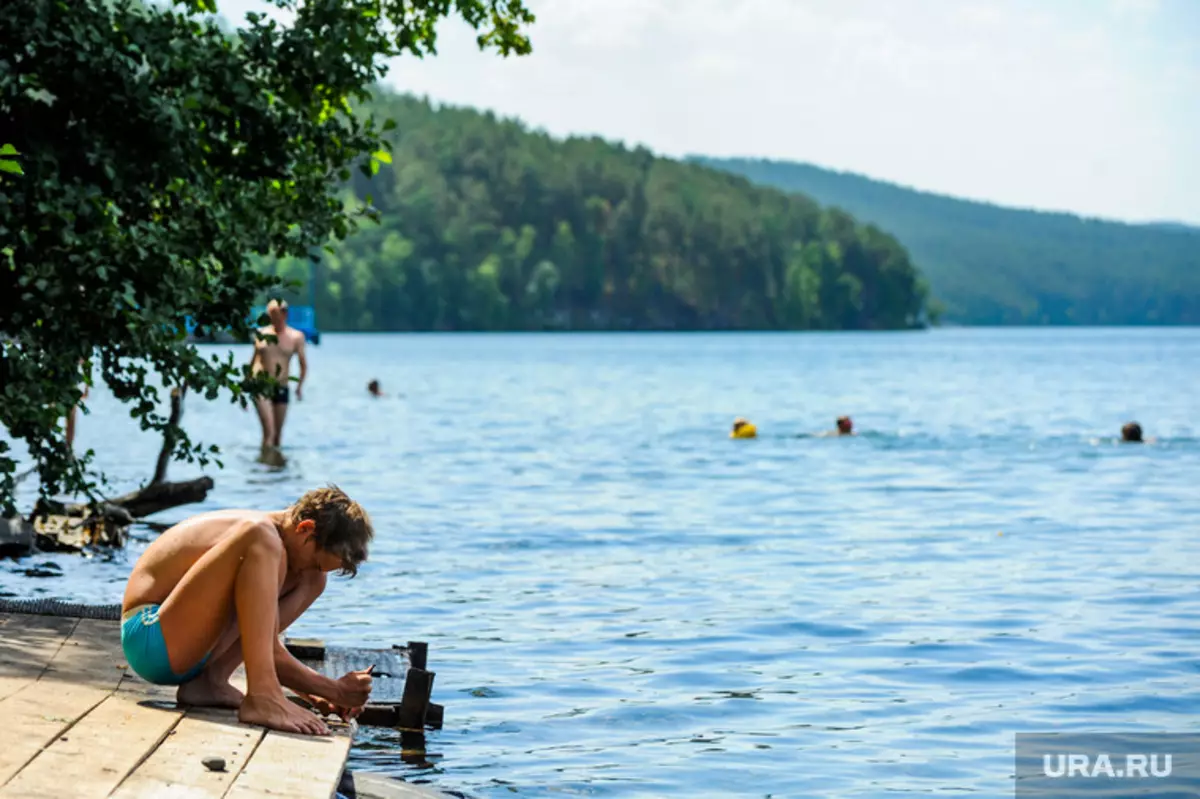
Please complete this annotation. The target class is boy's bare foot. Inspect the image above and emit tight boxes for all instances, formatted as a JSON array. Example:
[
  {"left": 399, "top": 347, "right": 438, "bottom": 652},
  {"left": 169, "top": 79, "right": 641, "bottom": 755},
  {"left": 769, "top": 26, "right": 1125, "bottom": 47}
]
[
  {"left": 239, "top": 692, "right": 329, "bottom": 736},
  {"left": 177, "top": 674, "right": 245, "bottom": 709}
]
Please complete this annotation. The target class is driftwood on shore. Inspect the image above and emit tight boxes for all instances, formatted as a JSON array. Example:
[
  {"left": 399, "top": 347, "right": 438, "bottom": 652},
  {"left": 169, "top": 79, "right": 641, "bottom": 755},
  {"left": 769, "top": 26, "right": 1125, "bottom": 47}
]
[
  {"left": 56, "top": 475, "right": 215, "bottom": 522},
  {"left": 1, "top": 387, "right": 213, "bottom": 556}
]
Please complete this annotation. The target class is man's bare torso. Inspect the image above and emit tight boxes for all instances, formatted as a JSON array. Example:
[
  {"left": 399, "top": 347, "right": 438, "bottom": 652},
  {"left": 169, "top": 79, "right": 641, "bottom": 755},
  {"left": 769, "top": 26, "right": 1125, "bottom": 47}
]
[
  {"left": 122, "top": 510, "right": 285, "bottom": 612},
  {"left": 253, "top": 325, "right": 305, "bottom": 382}
]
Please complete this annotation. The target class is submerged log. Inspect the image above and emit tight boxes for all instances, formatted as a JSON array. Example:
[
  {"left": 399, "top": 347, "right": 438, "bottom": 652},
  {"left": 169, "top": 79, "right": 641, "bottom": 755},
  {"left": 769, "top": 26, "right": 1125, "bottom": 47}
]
[
  {"left": 49, "top": 475, "right": 213, "bottom": 523},
  {"left": 99, "top": 476, "right": 214, "bottom": 519}
]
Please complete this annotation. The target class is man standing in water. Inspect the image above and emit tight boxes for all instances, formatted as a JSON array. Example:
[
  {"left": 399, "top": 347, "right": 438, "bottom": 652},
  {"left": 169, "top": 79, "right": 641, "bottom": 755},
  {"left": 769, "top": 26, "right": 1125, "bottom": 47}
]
[{"left": 249, "top": 299, "right": 308, "bottom": 453}]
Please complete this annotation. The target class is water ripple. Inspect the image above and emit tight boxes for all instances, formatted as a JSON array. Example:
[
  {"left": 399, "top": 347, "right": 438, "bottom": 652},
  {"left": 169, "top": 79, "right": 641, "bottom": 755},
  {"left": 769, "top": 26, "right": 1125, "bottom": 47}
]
[{"left": 3, "top": 329, "right": 1199, "bottom": 797}]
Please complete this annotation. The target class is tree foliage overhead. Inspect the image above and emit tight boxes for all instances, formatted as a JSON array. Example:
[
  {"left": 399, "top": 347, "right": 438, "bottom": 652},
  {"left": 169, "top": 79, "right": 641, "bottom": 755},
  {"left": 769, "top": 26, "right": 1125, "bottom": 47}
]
[
  {"left": 0, "top": 0, "right": 533, "bottom": 514},
  {"left": 260, "top": 93, "right": 933, "bottom": 333},
  {"left": 699, "top": 158, "right": 1200, "bottom": 326}
]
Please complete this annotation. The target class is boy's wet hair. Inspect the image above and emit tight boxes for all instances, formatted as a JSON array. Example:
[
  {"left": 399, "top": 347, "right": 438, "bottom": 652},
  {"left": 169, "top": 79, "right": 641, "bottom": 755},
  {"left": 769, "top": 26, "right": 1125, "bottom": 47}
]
[{"left": 291, "top": 484, "right": 373, "bottom": 576}]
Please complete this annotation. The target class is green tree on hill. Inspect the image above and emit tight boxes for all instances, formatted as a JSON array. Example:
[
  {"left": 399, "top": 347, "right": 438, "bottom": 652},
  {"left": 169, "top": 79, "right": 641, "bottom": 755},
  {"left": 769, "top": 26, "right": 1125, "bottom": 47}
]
[
  {"left": 700, "top": 157, "right": 1200, "bottom": 325},
  {"left": 259, "top": 93, "right": 932, "bottom": 333}
]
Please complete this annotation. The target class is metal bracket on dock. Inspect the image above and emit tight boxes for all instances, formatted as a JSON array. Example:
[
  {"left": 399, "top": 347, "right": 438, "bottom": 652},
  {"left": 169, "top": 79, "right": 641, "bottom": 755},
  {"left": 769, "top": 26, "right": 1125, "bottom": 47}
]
[{"left": 284, "top": 637, "right": 443, "bottom": 731}]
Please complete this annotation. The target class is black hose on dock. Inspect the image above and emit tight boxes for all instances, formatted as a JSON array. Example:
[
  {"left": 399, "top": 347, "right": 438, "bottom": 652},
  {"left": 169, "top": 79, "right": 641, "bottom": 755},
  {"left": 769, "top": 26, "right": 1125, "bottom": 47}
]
[{"left": 0, "top": 597, "right": 121, "bottom": 620}]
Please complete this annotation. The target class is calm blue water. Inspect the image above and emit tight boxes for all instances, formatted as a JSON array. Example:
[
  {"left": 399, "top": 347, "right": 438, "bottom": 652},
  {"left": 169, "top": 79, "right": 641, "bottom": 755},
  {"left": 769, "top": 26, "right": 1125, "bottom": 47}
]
[{"left": 3, "top": 329, "right": 1200, "bottom": 798}]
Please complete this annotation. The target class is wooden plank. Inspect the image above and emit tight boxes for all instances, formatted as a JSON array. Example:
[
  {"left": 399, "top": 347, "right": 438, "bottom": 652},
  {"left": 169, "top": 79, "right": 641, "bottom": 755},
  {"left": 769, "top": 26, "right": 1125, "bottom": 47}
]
[
  {"left": 0, "top": 619, "right": 128, "bottom": 786},
  {"left": 109, "top": 708, "right": 264, "bottom": 799},
  {"left": 0, "top": 682, "right": 112, "bottom": 785},
  {"left": 116, "top": 663, "right": 180, "bottom": 704},
  {"left": 37, "top": 618, "right": 129, "bottom": 687},
  {"left": 0, "top": 694, "right": 182, "bottom": 799},
  {"left": 283, "top": 637, "right": 326, "bottom": 660},
  {"left": 0, "top": 614, "right": 80, "bottom": 701},
  {"left": 397, "top": 669, "right": 434, "bottom": 731},
  {"left": 0, "top": 614, "right": 357, "bottom": 798},
  {"left": 226, "top": 729, "right": 352, "bottom": 799},
  {"left": 345, "top": 773, "right": 449, "bottom": 799}
]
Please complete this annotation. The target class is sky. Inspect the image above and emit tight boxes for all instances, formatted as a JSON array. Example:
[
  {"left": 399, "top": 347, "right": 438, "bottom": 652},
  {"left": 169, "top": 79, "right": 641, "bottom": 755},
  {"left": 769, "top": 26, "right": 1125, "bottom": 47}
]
[{"left": 217, "top": 0, "right": 1200, "bottom": 225}]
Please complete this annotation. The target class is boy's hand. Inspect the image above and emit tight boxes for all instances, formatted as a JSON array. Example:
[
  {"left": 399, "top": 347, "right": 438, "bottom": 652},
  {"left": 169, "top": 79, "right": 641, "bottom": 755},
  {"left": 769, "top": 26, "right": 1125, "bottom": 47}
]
[
  {"left": 304, "top": 694, "right": 363, "bottom": 723},
  {"left": 334, "top": 667, "right": 374, "bottom": 708}
]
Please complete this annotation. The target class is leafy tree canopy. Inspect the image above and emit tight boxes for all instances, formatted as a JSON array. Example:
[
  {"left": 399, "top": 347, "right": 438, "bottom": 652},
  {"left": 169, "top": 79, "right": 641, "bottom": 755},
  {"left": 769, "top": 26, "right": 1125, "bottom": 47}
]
[{"left": 0, "top": 0, "right": 533, "bottom": 514}]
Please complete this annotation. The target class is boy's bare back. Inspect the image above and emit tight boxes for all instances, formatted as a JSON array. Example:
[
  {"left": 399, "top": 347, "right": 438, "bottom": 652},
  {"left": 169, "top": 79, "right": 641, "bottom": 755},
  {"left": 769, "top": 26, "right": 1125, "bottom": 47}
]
[{"left": 123, "top": 510, "right": 279, "bottom": 613}]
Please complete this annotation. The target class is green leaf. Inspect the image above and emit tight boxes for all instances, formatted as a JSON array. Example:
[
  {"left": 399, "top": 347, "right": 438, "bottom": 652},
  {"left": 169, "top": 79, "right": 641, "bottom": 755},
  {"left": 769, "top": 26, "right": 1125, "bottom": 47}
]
[
  {"left": 372, "top": 149, "right": 392, "bottom": 164},
  {"left": 0, "top": 144, "right": 17, "bottom": 156},
  {"left": 0, "top": 161, "right": 23, "bottom": 176}
]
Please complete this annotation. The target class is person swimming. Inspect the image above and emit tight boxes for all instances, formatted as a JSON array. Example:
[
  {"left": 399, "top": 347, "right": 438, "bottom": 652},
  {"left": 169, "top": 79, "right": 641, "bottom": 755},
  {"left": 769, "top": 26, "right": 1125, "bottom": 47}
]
[
  {"left": 367, "top": 379, "right": 384, "bottom": 397},
  {"left": 730, "top": 418, "right": 757, "bottom": 439},
  {"left": 836, "top": 416, "right": 854, "bottom": 436},
  {"left": 1121, "top": 421, "right": 1143, "bottom": 443}
]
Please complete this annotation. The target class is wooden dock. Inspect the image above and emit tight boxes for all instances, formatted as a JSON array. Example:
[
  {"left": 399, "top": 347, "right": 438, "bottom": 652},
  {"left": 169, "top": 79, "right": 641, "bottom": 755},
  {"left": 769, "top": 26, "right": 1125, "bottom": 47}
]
[{"left": 0, "top": 612, "right": 353, "bottom": 799}]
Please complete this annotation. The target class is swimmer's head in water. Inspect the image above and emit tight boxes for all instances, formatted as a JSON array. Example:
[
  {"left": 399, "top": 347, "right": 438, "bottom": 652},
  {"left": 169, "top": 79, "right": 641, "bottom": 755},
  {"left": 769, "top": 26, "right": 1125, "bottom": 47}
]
[
  {"left": 1121, "top": 421, "right": 1143, "bottom": 443},
  {"left": 367, "top": 379, "right": 381, "bottom": 396},
  {"left": 731, "top": 417, "right": 757, "bottom": 438},
  {"left": 836, "top": 416, "right": 853, "bottom": 435}
]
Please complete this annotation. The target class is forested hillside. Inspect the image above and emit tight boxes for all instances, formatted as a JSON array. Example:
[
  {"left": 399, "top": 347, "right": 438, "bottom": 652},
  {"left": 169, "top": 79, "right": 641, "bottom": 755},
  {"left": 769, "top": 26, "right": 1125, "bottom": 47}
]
[
  {"left": 698, "top": 158, "right": 1200, "bottom": 325},
  {"left": 259, "top": 94, "right": 931, "bottom": 331}
]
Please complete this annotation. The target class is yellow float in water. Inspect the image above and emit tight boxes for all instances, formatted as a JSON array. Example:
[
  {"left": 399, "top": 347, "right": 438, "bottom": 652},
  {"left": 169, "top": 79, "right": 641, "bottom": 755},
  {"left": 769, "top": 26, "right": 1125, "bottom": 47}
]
[{"left": 730, "top": 417, "right": 757, "bottom": 439}]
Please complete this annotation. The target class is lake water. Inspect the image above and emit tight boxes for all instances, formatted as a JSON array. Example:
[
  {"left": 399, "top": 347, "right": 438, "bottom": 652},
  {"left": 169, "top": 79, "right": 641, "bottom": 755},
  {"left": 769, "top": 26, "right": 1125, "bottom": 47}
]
[{"left": 3, "top": 329, "right": 1200, "bottom": 798}]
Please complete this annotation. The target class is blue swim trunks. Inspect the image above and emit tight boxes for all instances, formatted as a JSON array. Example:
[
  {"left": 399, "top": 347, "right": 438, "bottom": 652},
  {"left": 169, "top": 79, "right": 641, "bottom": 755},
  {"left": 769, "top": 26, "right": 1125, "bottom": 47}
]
[{"left": 121, "top": 604, "right": 209, "bottom": 685}]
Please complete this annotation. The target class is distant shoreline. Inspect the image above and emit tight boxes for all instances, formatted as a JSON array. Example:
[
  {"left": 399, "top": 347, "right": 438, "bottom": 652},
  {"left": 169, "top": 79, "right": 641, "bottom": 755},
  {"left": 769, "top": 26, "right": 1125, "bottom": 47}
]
[{"left": 188, "top": 323, "right": 1200, "bottom": 338}]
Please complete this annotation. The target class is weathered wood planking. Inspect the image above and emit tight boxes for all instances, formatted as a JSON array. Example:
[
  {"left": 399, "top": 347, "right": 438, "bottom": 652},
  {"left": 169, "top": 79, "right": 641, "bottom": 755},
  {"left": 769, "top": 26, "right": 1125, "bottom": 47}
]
[
  {"left": 226, "top": 729, "right": 352, "bottom": 799},
  {"left": 37, "top": 618, "right": 129, "bottom": 686},
  {"left": 0, "top": 612, "right": 81, "bottom": 700},
  {"left": 0, "top": 613, "right": 356, "bottom": 799},
  {"left": 111, "top": 709, "right": 265, "bottom": 799},
  {"left": 0, "top": 618, "right": 126, "bottom": 786},
  {"left": 1, "top": 694, "right": 182, "bottom": 799}
]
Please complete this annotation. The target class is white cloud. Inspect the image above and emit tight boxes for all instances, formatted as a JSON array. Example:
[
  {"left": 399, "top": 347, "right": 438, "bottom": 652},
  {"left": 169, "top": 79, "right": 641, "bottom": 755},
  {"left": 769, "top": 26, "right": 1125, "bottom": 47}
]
[{"left": 214, "top": 0, "right": 1200, "bottom": 223}]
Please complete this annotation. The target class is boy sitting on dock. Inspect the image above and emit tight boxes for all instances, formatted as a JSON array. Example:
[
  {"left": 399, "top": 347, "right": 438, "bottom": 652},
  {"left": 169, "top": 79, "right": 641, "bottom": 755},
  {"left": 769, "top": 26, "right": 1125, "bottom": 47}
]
[{"left": 121, "top": 485, "right": 375, "bottom": 735}]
